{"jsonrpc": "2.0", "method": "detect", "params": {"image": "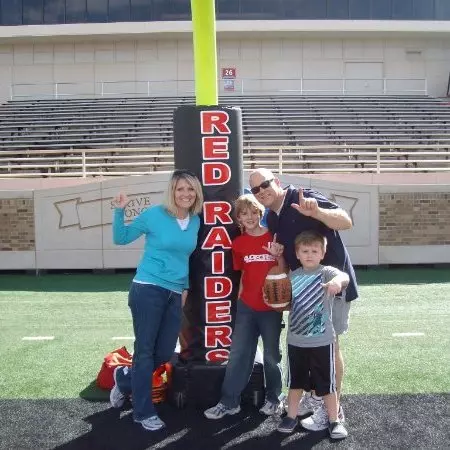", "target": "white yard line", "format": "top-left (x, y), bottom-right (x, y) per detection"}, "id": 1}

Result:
top-left (392, 332), bottom-right (425, 337)
top-left (111, 336), bottom-right (134, 340)
top-left (22, 336), bottom-right (55, 341)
